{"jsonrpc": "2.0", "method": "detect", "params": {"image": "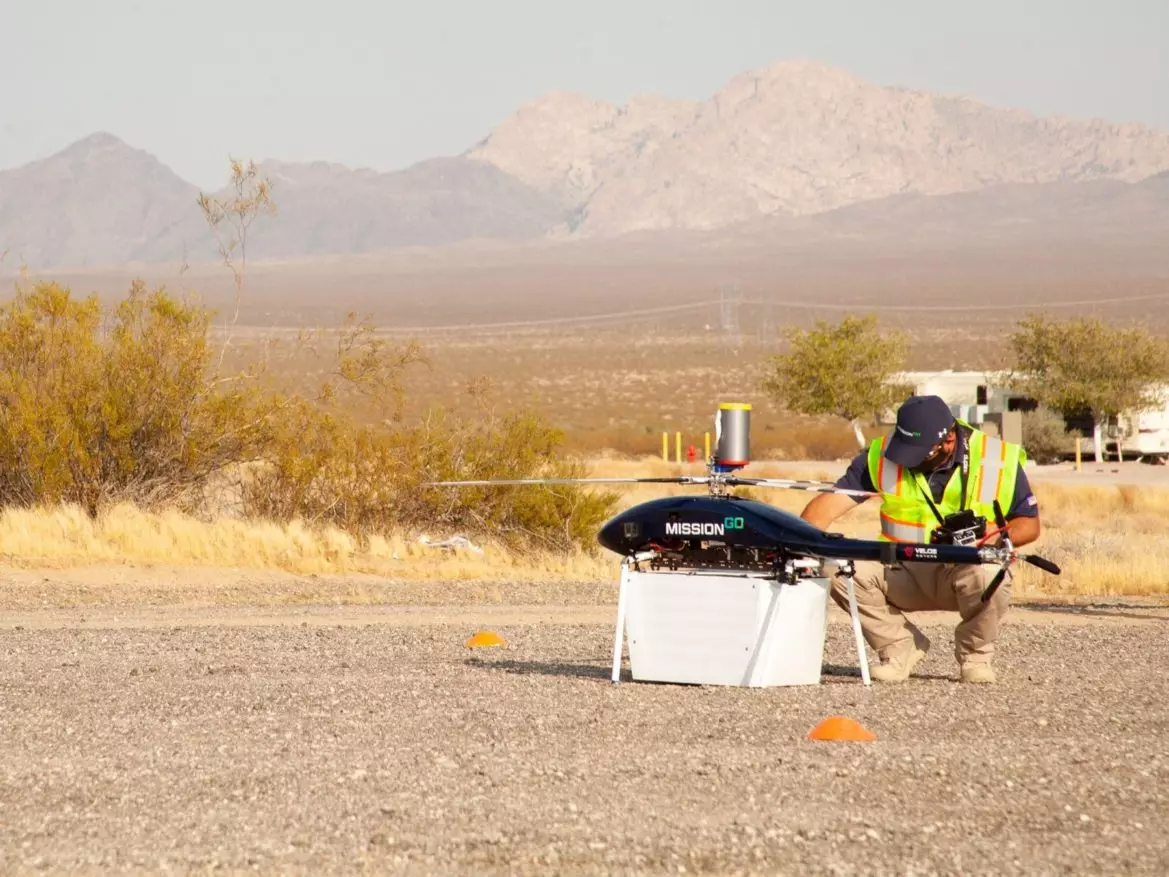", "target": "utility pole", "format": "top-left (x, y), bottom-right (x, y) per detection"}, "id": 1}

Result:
top-left (719, 284), bottom-right (741, 350)
top-left (756, 296), bottom-right (776, 343)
